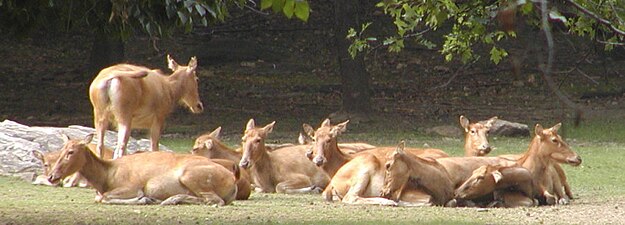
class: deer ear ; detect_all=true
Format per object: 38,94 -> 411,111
302,123 -> 315,138
263,121 -> 276,134
485,116 -> 498,129
320,118 -> 332,127
60,133 -> 70,143
492,170 -> 503,183
81,133 -> 94,145
204,139 -> 214,150
550,123 -> 562,133
298,132 -> 312,145
534,124 -> 544,137
208,127 -> 222,139
167,55 -> 179,71
330,120 -> 349,138
245,119 -> 256,132
32,150 -> 44,161
187,56 -> 198,72
459,115 -> 470,132
395,140 -> 406,155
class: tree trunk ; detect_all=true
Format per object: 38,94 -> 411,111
333,0 -> 372,120
87,29 -> 125,78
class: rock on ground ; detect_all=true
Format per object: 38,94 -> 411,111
0,120 -> 169,182
479,119 -> 530,137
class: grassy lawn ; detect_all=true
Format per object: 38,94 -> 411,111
1,121 -> 625,224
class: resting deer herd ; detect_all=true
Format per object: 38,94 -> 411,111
32,56 -> 582,207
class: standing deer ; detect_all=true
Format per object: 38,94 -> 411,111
89,55 -> 203,159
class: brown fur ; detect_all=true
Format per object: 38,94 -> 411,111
381,141 -> 455,206
303,118 -> 449,178
191,127 -> 252,200
89,55 -> 203,159
514,123 -> 581,205
454,164 -> 537,207
32,142 -> 113,187
238,119 -> 329,194
460,115 -> 497,156
48,134 -> 237,205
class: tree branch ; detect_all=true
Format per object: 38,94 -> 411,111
540,0 -> 584,125
563,0 -> 625,37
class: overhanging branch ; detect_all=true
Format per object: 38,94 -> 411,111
563,0 -> 625,37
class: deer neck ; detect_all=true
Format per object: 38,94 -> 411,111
323,142 -> 352,177
517,137 -> 548,176
249,147 -> 277,192
463,134 -> 475,156
77,148 -> 113,193
405,156 -> 453,204
166,74 -> 186,103
214,141 -> 243,162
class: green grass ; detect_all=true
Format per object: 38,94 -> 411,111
2,122 -> 625,224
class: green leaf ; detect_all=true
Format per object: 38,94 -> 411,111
489,46 -> 508,64
283,0 -> 295,18
272,0 -> 285,13
294,1 -> 310,22
195,4 -> 206,17
347,28 -> 357,39
177,11 -> 188,24
261,0 -> 272,10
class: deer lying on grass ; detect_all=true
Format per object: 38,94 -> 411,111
32,140 -> 113,187
454,164 -> 538,207
460,115 -> 497,156
298,130 -> 376,155
238,119 -> 329,194
191,126 -> 252,200
514,123 -> 581,205
47,134 -> 238,205
462,115 -> 575,203
89,55 -> 203,159
302,119 -> 449,178
381,141 -> 455,206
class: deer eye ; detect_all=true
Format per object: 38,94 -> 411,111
385,162 -> 392,170
470,130 -> 476,135
551,138 -> 558,143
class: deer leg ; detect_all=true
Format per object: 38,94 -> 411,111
161,193 -> 225,206
100,188 -> 159,205
554,163 -> 574,199
275,174 -> 321,194
114,121 -> 131,159
149,118 -> 163,152
397,189 -> 432,207
94,110 -> 109,158
342,173 -> 398,206
62,173 -> 81,188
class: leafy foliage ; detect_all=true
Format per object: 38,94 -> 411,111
260,0 -> 310,22
349,0 -> 625,64
0,0 -> 245,41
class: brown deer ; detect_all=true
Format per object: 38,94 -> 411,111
191,126 -> 252,200
381,141 -> 455,206
463,117 -> 574,201
47,134 -> 238,205
454,164 -> 538,207
32,140 -> 113,187
238,119 -> 330,194
89,55 -> 203,159
303,119 -> 449,178
459,115 -> 497,156
514,123 -> 581,205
